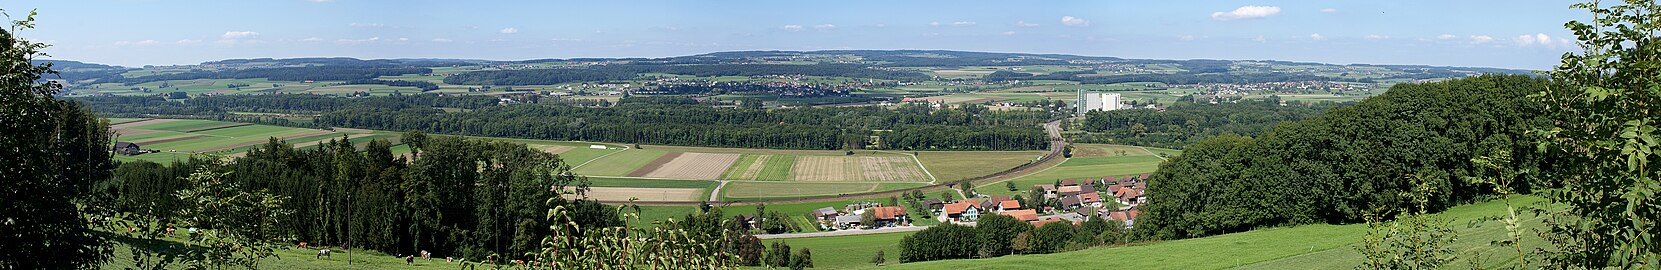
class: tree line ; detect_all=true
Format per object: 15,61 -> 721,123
1134,75 -> 1556,241
1077,96 -> 1343,149
342,79 -> 441,91
898,214 -> 1128,263
443,63 -> 930,85
106,66 -> 432,85
99,132 -> 621,261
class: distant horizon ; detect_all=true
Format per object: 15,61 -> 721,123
14,0 -> 1582,70
44,48 -> 1544,72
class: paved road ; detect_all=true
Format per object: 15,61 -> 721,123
755,225 -> 930,239
708,180 -> 729,201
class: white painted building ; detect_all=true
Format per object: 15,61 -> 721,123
1076,90 -> 1123,115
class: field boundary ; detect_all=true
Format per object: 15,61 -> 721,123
571,147 -> 628,170
627,152 -> 683,177
598,120 -> 1067,206
133,135 -> 208,145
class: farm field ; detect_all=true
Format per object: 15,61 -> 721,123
913,151 -> 1044,182
109,119 -> 373,163
975,144 -> 1169,197
879,196 -> 1548,270
721,181 -> 929,200
575,146 -> 933,183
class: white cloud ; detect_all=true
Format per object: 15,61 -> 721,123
874,23 -> 887,28
1253,35 -> 1267,43
782,25 -> 804,32
349,23 -> 384,28
1309,33 -> 1325,41
431,38 -> 453,42
1060,16 -> 1089,27
1365,34 -> 1389,41
335,37 -> 381,44
397,37 -> 409,41
1212,6 -> 1281,21
1320,8 -> 1338,13
1470,35 -> 1495,44
176,39 -> 203,45
221,31 -> 260,39
1437,34 -> 1457,40
1517,33 -> 1551,45
929,22 -> 941,27
499,27 -> 518,34
300,37 -> 324,42
813,24 -> 836,30
1001,31 -> 1017,36
1177,35 -> 1198,41
951,21 -> 976,27
1015,21 -> 1039,27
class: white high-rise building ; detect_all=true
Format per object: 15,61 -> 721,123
1076,90 -> 1122,114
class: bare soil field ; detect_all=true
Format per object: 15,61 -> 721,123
174,122 -> 250,132
641,153 -> 740,180
577,187 -> 702,202
114,129 -> 159,136
627,152 -> 684,177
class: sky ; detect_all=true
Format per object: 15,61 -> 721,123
13,0 -> 1586,70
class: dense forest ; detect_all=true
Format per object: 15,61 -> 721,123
1135,75 -> 1556,240
444,63 -> 930,85
99,133 -> 620,260
77,94 -> 1052,150
317,101 -> 1050,150
1077,97 -> 1344,149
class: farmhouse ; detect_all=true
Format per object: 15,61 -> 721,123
114,142 -> 143,155
1079,192 -> 1105,208
810,207 -> 839,221
868,206 -> 909,227
1003,209 -> 1039,223
995,200 -> 1021,213
923,199 -> 945,211
1114,187 -> 1145,205
1108,209 -> 1141,228
980,196 -> 1010,211
943,200 -> 982,222
1032,184 -> 1057,198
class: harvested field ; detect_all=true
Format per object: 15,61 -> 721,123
626,152 -> 683,177
858,156 -> 929,181
734,154 -> 770,180
536,145 -> 574,155
756,155 -> 796,180
134,135 -> 209,145
579,187 -> 702,202
791,156 -> 858,181
641,153 -> 740,180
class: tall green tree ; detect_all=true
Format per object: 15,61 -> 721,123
0,9 -> 116,269
1536,0 -> 1661,267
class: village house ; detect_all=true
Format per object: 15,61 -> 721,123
1032,184 -> 1057,198
809,207 -> 839,221
1079,192 -> 1105,208
923,199 -> 945,211
943,200 -> 982,222
114,142 -> 143,155
980,196 -> 1010,211
1003,209 -> 1039,223
1108,209 -> 1141,228
868,206 -> 909,227
995,200 -> 1021,213
1114,187 -> 1145,205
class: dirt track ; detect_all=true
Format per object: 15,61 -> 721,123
626,152 -> 682,177
579,187 -> 702,202
134,135 -> 207,145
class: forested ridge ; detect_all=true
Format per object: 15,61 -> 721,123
443,63 -> 930,85
1078,97 -> 1344,149
1135,75 -> 1556,240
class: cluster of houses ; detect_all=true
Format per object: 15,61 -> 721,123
802,203 -> 911,230
927,173 -> 1152,228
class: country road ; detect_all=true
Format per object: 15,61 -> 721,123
755,225 -> 930,239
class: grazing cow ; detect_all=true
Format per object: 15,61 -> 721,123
420,250 -> 430,260
405,255 -> 414,265
445,257 -> 453,263
316,249 -> 331,259
165,226 -> 175,235
297,242 -> 308,249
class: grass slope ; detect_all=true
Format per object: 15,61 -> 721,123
879,196 -> 1547,270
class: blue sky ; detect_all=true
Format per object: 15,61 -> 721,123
14,0 -> 1584,70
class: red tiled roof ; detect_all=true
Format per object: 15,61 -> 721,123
1080,192 -> 1102,203
1059,186 -> 1083,194
944,201 -> 979,215
872,206 -> 908,220
1060,179 -> 1078,186
1115,187 -> 1143,199
1031,218 -> 1072,227
1004,209 -> 1039,222
999,200 -> 1021,210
